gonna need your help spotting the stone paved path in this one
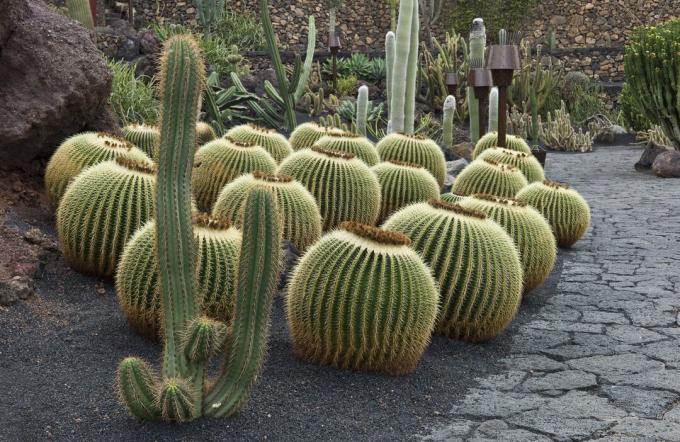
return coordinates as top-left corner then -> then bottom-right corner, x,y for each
423,146 -> 680,441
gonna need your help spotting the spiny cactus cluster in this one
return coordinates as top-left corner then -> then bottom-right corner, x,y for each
122,124 -> 161,159
371,160 -> 440,221
314,132 -> 379,166
477,147 -> 545,183
196,122 -> 218,147
376,133 -> 447,187
289,122 -> 344,150
452,158 -> 528,198
473,132 -> 532,159
227,123 -> 293,163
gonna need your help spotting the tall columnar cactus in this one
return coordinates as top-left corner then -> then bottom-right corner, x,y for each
314,132 -> 379,166
194,0 -> 225,31
278,147 -> 381,230
459,194 -> 557,292
478,147 -> 545,183
286,222 -> 439,375
371,161 -> 440,221
123,124 -> 161,159
385,31 -> 396,126
196,122 -> 218,147
56,157 -> 156,278
473,132 -> 533,159
468,18 -> 486,142
390,0 -> 419,134
451,158 -> 528,198
488,87 -> 499,133
376,133 -> 447,187
45,132 -> 151,207
293,16 -> 317,102
226,124 -> 293,163
192,137 -> 277,211
356,85 -> 369,137
288,123 -> 344,150
66,0 -> 94,29
384,200 -> 523,341
516,180 -> 591,247
213,172 -> 322,252
442,95 -> 456,148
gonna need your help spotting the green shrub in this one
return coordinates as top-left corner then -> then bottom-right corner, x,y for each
108,59 -> 159,126
335,75 -> 358,97
619,83 -> 651,132
323,54 -> 386,83
212,9 -> 265,51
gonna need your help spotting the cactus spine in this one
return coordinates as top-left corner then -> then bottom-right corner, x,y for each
488,87 -> 499,133
314,132 -> 379,166
356,85 -> 369,137
371,161 -> 440,221
376,133 -> 447,187
477,147 -> 545,183
473,132 -> 533,159
123,124 -> 161,159
442,95 -> 456,148
468,18 -> 486,142
451,158 -> 528,198
439,192 -> 465,204
390,0 -> 418,134
289,123 -> 344,150
226,124 -> 293,163
66,0 -> 94,29
385,31 -> 396,126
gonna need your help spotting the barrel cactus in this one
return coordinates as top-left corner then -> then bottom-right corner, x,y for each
473,132 -> 532,159
57,157 -> 156,278
477,147 -> 545,183
439,192 -> 466,204
123,124 -> 161,159
192,137 -> 277,211
286,221 -> 439,375
451,159 -> 528,198
516,180 -> 591,247
459,194 -> 556,292
315,132 -> 380,166
376,133 -> 447,187
196,122 -> 217,147
289,122 -> 343,150
226,123 -> 293,163
45,132 -> 151,207
278,146 -> 381,230
371,161 -> 439,221
384,200 -> 523,341
116,214 -> 241,340
212,171 -> 322,252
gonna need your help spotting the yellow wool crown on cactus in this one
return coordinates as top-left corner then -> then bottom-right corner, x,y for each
289,122 -> 344,150
516,180 -> 591,247
371,160 -> 440,222
278,146 -> 381,230
477,147 -> 545,183
459,194 -> 557,292
384,200 -> 523,342
115,214 -> 241,341
56,157 -> 156,278
192,137 -> 277,211
45,132 -> 152,207
473,132 -> 532,159
314,132 -> 379,166
196,121 -> 217,147
226,123 -> 293,163
451,158 -> 529,198
376,133 -> 447,187
122,124 -> 161,159
212,171 -> 322,252
286,221 -> 439,375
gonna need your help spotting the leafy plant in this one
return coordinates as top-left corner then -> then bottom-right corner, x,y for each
108,59 -> 159,126
212,9 -> 265,50
335,99 -> 386,139
203,72 -> 259,135
322,54 -> 386,83
335,75 -> 358,97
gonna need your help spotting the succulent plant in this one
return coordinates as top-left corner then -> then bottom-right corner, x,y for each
477,147 -> 545,183
442,95 -> 456,148
459,194 -> 556,292
356,85 -> 369,137
472,131 -> 532,159
314,132 -> 380,166
45,132 -> 151,207
212,171 -> 322,252
376,133 -> 447,187
56,157 -> 156,278
451,158 -> 528,198
115,214 -> 242,340
192,137 -> 277,211
516,180 -> 591,247
390,0 -> 419,134
226,123 -> 293,163
371,161 -> 439,222
286,221 -> 439,375
384,200 -> 523,341
123,124 -> 161,159
278,146 -> 381,230
289,122 -> 344,150
439,192 -> 465,204
385,31 -> 396,124
196,122 -> 218,147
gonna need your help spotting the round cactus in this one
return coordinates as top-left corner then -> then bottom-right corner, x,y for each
371,161 -> 440,222
459,194 -> 556,292
314,132 -> 379,166
212,171 -> 322,252
45,132 -> 152,207
286,221 -> 439,375
473,132 -> 532,159
115,214 -> 241,341
57,157 -> 156,278
451,158 -> 528,198
278,146 -> 381,230
196,121 -> 217,147
516,180 -> 591,247
384,200 -> 523,341
439,192 -> 466,204
376,133 -> 447,187
192,137 -> 277,211
226,123 -> 293,163
477,147 -> 545,183
289,122 -> 343,150
122,124 -> 161,159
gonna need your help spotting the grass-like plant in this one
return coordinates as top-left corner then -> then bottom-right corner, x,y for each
108,59 -> 159,126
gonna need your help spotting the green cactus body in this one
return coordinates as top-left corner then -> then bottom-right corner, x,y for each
182,317 -> 229,362
289,123 -> 344,150
66,0 -> 94,29
314,132 -> 379,166
477,147 -> 545,183
390,0 -> 418,133
516,180 -> 591,247
56,157 -> 156,278
488,87 -> 499,133
45,132 -> 152,207
158,378 -> 196,423
196,122 -> 218,147
356,85 -> 369,137
383,200 -> 523,341
123,124 -> 161,159
459,194 -> 557,292
473,132 -> 532,159
442,95 -> 456,148
371,161 -> 439,222
226,124 -> 293,163
192,137 -> 277,211
116,357 -> 160,421
278,147 -> 381,230
451,159 -> 528,198
439,192 -> 466,204
115,215 -> 242,340
286,221 -> 439,375
385,31 -> 396,124
213,171 -> 322,252
376,133 -> 447,187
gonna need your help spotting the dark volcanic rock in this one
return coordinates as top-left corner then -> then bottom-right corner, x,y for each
652,149 -> 680,178
0,0 -> 119,168
634,141 -> 668,171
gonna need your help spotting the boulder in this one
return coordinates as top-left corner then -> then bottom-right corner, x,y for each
635,141 -> 668,171
450,142 -> 474,162
652,150 -> 680,178
0,0 -> 119,168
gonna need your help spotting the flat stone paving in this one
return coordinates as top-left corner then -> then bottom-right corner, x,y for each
423,146 -> 680,441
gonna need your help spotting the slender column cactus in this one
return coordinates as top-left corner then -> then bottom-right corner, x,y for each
442,95 -> 456,148
468,18 -> 486,142
385,32 -> 396,126
488,87 -> 499,133
356,85 -> 369,137
66,0 -> 95,29
390,0 -> 419,134
194,0 -> 225,31
293,16 -> 317,102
